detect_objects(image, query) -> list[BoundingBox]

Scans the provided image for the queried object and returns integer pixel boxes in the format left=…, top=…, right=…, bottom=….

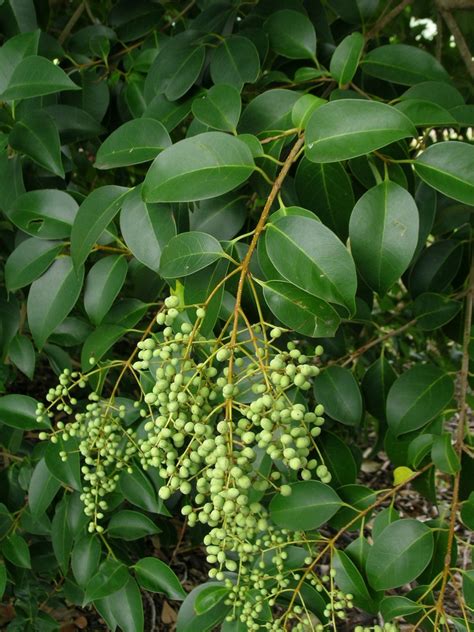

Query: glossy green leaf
left=71, top=535, right=102, bottom=587
left=51, top=496, right=73, bottom=573
left=414, top=142, right=474, bottom=206
left=7, top=189, right=78, bottom=239
left=81, top=324, right=127, bottom=370
left=84, top=255, right=128, bottom=325
left=319, top=432, right=358, bottom=487
left=0, top=31, right=40, bottom=95
left=84, top=559, right=129, bottom=604
left=192, top=85, right=241, bottom=133
left=1, top=55, right=80, bottom=99
left=266, top=216, right=357, bottom=313
left=269, top=481, right=342, bottom=530
left=190, top=194, right=246, bottom=241
left=295, top=159, right=354, bottom=240
left=96, top=577, right=144, bottom=632
left=9, top=111, right=64, bottom=177
left=2, top=534, right=31, bottom=568
left=361, top=355, right=397, bottom=422
left=313, top=367, right=362, bottom=426
left=120, top=186, right=175, bottom=273
left=0, top=563, right=6, bottom=599
left=8, top=334, right=35, bottom=379
left=461, top=492, right=474, bottom=530
left=409, top=239, right=463, bottom=297
left=400, top=81, right=464, bottom=109
left=5, top=238, right=62, bottom=293
left=28, top=457, right=61, bottom=517
left=43, top=104, right=104, bottom=142
left=195, top=585, right=229, bottom=615
left=159, top=232, right=223, bottom=279
left=431, top=433, right=460, bottom=474
left=119, top=467, right=166, bottom=514
left=408, top=434, right=434, bottom=469
left=464, top=570, right=474, bottom=608
left=71, top=186, right=129, bottom=268
left=386, top=364, right=454, bottom=436
left=95, top=118, right=171, bottom=169
left=414, top=292, right=461, bottom=330
left=45, top=435, right=81, bottom=490
left=333, top=549, right=378, bottom=613
left=349, top=181, right=419, bottom=295
left=142, top=132, right=254, bottom=203
left=362, top=44, right=449, bottom=85
left=27, top=256, right=84, bottom=349
left=107, top=510, right=160, bottom=540
left=0, top=394, right=47, bottom=430
left=372, top=506, right=400, bottom=539
left=305, top=100, right=416, bottom=163
left=366, top=519, right=434, bottom=590
left=330, top=484, right=377, bottom=531
left=176, top=582, right=230, bottom=632
left=291, top=94, right=326, bottom=130
left=263, top=280, right=340, bottom=337
left=134, top=557, right=186, bottom=600
left=239, top=89, right=299, bottom=135
left=183, top=258, right=229, bottom=337
left=330, top=32, right=364, bottom=86
left=265, top=10, right=316, bottom=60
left=380, top=596, right=422, bottom=620
left=395, top=99, right=457, bottom=126
left=210, top=36, right=260, bottom=90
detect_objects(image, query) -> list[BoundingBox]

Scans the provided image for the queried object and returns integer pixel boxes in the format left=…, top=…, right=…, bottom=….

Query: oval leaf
left=362, top=44, right=449, bottom=86
left=265, top=10, right=316, bottom=60
left=330, top=32, right=364, bottom=86
left=159, top=232, right=223, bottom=279
left=313, top=366, right=362, bottom=426
left=269, top=481, right=342, bottom=530
left=7, top=189, right=78, bottom=239
left=5, top=238, right=63, bottom=292
left=84, top=255, right=128, bottom=325
left=1, top=55, right=80, bottom=99
left=135, top=557, right=186, bottom=600
left=107, top=510, right=160, bottom=541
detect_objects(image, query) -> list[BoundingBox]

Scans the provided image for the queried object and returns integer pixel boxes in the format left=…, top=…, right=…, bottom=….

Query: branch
left=437, top=4, right=474, bottom=79
left=366, top=0, right=414, bottom=40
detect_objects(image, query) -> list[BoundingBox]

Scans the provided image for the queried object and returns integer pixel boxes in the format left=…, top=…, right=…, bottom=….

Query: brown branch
left=365, top=0, right=414, bottom=40
left=58, top=2, right=86, bottom=45
left=438, top=4, right=474, bottom=79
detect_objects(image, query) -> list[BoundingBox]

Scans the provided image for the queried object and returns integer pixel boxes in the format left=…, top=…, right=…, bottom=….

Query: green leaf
left=329, top=484, right=377, bottom=531
left=291, top=94, right=326, bottom=130
left=408, top=434, right=434, bottom=468
left=71, top=535, right=102, bottom=587
left=414, top=142, right=474, bottom=206
left=28, top=457, right=61, bottom=517
left=330, top=32, right=364, bottom=86
left=400, top=81, right=464, bottom=109
left=120, top=186, right=176, bottom=274
left=305, top=100, right=416, bottom=163
left=319, top=431, right=358, bottom=487
left=395, top=99, right=457, bottom=127
left=313, top=367, right=362, bottom=426
left=9, top=111, right=64, bottom=177
left=0, top=31, right=40, bottom=95
left=142, top=132, right=254, bottom=203
left=0, top=563, right=6, bottom=599
left=366, top=519, right=434, bottom=590
left=460, top=492, right=474, bottom=530
left=71, top=186, right=129, bottom=268
left=361, top=355, right=397, bottom=422
left=159, top=232, right=223, bottom=279
left=2, top=534, right=31, bottom=568
left=0, top=55, right=80, bottom=99
left=192, top=85, right=241, bottom=134
left=349, top=181, right=419, bottom=295
left=0, top=394, right=47, bottom=430
left=95, top=118, right=171, bottom=169
left=195, top=585, right=229, bottom=615
left=239, top=89, right=299, bottom=135
left=27, top=256, right=84, bottom=349
left=45, top=436, right=81, bottom=490
left=51, top=496, right=74, bottom=573
left=266, top=216, right=357, bottom=313
left=464, top=570, right=474, bottom=609
left=295, top=159, right=354, bottom=241
left=386, top=364, right=454, bottom=436
left=409, top=240, right=463, bottom=297
left=362, top=44, right=449, bottom=85
left=134, top=557, right=186, bottom=600
left=210, top=36, right=260, bottom=90
left=431, top=433, right=460, bottom=475
left=8, top=334, right=35, bottom=379
left=269, top=481, right=342, bottom=530
left=43, top=104, right=104, bottom=143
left=177, top=582, right=230, bottom=632
left=333, top=549, right=378, bottom=613
left=145, top=38, right=205, bottom=101
left=380, top=596, right=422, bottom=620
left=84, top=255, right=128, bottom=326
left=95, top=577, right=144, bottom=632
left=81, top=324, right=127, bottom=371
left=372, top=506, right=400, bottom=539
left=263, top=280, right=341, bottom=337
left=84, top=559, right=129, bottom=603
left=414, top=292, right=461, bottom=330
left=265, top=10, right=316, bottom=60
left=7, top=189, right=78, bottom=239
left=107, top=510, right=160, bottom=540
left=5, top=238, right=62, bottom=292
left=190, top=194, right=246, bottom=241
left=119, top=467, right=167, bottom=514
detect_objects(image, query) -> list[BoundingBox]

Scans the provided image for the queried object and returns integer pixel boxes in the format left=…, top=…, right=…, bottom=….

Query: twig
left=365, top=0, right=414, bottom=40
left=58, top=2, right=85, bottom=45
left=438, top=5, right=474, bottom=79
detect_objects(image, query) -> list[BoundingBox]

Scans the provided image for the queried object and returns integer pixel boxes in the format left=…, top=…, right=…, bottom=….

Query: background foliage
left=0, top=0, right=473, bottom=630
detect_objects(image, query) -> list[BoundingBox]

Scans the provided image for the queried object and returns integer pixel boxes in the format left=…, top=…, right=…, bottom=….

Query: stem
left=365, top=0, right=414, bottom=40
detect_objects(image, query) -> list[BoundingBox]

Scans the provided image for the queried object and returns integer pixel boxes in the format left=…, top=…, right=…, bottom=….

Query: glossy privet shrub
left=0, top=1, right=473, bottom=631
